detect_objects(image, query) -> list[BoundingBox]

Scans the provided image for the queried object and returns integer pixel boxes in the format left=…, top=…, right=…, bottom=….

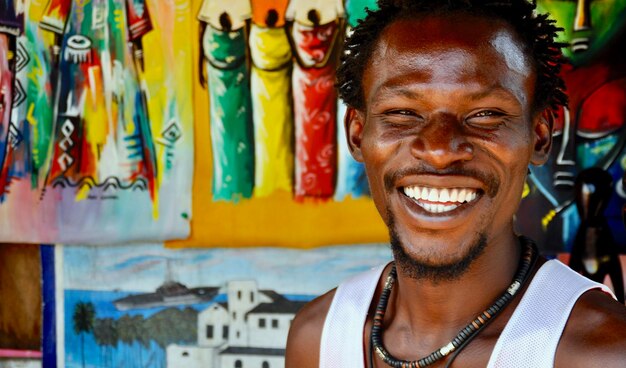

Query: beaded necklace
left=369, top=238, right=538, bottom=368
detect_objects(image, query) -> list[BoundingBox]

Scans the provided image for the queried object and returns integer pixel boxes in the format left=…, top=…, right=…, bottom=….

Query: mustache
left=384, top=165, right=500, bottom=198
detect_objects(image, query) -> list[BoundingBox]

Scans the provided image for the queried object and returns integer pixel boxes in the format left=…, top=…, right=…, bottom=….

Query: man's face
left=537, top=0, right=626, bottom=64
left=346, top=15, right=551, bottom=274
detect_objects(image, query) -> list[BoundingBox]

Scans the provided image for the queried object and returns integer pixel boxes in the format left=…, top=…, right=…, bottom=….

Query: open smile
left=400, top=185, right=483, bottom=215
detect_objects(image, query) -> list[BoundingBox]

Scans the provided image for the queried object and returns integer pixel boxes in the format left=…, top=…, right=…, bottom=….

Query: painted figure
left=39, top=0, right=158, bottom=197
left=0, top=0, right=23, bottom=199
left=569, top=168, right=624, bottom=302
left=286, top=0, right=343, bottom=200
left=334, top=0, right=377, bottom=200
left=198, top=0, right=255, bottom=202
left=249, top=0, right=293, bottom=197
left=517, top=0, right=626, bottom=253
left=537, top=0, right=626, bottom=65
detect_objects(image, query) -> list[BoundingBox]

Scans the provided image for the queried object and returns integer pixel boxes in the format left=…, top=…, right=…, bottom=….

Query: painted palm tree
left=73, top=301, right=96, bottom=368
left=94, top=317, right=117, bottom=367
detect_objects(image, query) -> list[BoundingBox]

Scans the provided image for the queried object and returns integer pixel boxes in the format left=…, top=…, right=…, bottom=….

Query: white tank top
left=319, top=260, right=615, bottom=368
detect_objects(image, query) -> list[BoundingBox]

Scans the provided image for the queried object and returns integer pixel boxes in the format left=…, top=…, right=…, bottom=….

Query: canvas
left=49, top=242, right=392, bottom=368
left=0, top=0, right=194, bottom=244
left=177, top=0, right=387, bottom=248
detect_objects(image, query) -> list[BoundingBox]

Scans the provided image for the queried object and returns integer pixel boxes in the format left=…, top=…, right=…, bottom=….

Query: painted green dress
left=203, top=24, right=254, bottom=201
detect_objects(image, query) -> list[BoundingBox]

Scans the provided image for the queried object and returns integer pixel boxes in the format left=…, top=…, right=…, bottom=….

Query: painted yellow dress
left=249, top=23, right=293, bottom=197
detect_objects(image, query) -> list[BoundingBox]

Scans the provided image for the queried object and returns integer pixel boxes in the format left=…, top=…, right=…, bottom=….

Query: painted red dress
left=291, top=20, right=339, bottom=200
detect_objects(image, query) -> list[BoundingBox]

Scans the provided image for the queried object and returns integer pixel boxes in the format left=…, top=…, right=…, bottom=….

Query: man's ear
left=530, top=108, right=554, bottom=166
left=344, top=107, right=366, bottom=162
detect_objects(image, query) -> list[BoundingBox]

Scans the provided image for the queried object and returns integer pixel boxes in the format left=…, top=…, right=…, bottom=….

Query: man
left=285, top=1, right=626, bottom=367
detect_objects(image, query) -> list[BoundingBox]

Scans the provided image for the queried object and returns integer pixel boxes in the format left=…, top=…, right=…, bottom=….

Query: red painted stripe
left=0, top=349, right=43, bottom=358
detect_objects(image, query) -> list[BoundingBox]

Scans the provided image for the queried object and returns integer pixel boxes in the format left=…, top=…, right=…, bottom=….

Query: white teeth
left=458, top=189, right=467, bottom=203
left=440, top=188, right=450, bottom=202
left=402, top=185, right=480, bottom=213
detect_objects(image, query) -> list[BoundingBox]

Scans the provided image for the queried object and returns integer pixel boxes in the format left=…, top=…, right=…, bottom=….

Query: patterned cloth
left=291, top=20, right=340, bottom=199
left=249, top=23, right=293, bottom=197
left=40, top=0, right=158, bottom=197
left=202, top=23, right=254, bottom=201
left=0, top=0, right=193, bottom=244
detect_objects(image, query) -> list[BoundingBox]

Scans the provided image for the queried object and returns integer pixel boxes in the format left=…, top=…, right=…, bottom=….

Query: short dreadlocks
left=337, top=0, right=568, bottom=112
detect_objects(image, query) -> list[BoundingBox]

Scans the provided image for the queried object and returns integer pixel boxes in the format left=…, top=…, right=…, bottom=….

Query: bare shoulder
left=556, top=288, right=626, bottom=367
left=285, top=288, right=337, bottom=368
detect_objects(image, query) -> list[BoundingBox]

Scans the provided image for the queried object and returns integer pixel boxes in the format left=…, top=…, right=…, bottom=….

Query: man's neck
left=387, top=231, right=522, bottom=340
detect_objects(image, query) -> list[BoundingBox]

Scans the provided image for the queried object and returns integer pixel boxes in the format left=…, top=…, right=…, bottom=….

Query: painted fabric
left=291, top=20, right=339, bottom=199
left=202, top=24, right=254, bottom=201
left=249, top=23, right=293, bottom=197
left=0, top=0, right=193, bottom=244
left=42, top=0, right=157, bottom=196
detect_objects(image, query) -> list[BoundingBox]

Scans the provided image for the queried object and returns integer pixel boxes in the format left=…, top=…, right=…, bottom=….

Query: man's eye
left=472, top=110, right=503, bottom=118
left=466, top=110, right=506, bottom=128
left=387, top=109, right=418, bottom=116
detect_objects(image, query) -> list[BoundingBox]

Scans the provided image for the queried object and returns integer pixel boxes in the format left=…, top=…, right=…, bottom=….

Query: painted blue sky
left=62, top=243, right=392, bottom=295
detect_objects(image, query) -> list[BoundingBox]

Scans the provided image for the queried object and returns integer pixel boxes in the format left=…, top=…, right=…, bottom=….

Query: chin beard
left=389, top=213, right=487, bottom=283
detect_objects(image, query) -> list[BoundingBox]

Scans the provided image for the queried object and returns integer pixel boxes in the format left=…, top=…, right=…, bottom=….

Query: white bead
left=439, top=342, right=456, bottom=356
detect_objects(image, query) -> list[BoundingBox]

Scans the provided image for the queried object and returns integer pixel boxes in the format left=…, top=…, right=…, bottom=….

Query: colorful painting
left=0, top=0, right=194, bottom=244
left=50, top=242, right=392, bottom=367
left=517, top=1, right=626, bottom=257
left=183, top=0, right=387, bottom=248
left=198, top=0, right=370, bottom=203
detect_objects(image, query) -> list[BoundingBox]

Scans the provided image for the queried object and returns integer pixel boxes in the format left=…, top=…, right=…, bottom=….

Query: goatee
left=389, top=211, right=487, bottom=283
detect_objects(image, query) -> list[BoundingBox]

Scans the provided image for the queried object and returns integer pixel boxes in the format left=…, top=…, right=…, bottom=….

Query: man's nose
left=409, top=114, right=474, bottom=169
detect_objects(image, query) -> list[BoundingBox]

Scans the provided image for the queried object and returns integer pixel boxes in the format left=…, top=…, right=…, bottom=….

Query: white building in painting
left=167, top=280, right=306, bottom=368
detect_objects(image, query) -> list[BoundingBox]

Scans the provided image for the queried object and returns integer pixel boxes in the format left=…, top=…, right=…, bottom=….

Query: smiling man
left=285, top=1, right=626, bottom=367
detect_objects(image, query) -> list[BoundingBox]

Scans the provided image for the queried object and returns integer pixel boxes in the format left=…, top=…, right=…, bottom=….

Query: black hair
left=219, top=12, right=232, bottom=32
left=336, top=0, right=568, bottom=112
left=265, top=9, right=279, bottom=27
